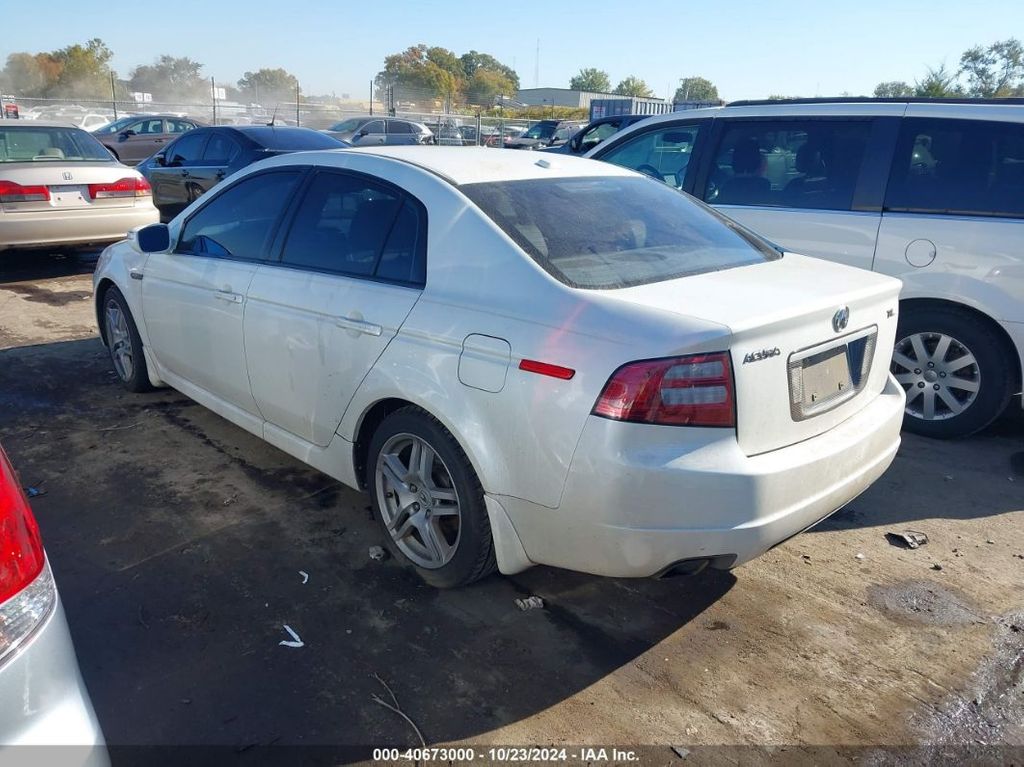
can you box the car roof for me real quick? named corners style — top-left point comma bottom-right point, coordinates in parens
top-left (321, 146), bottom-right (637, 185)
top-left (0, 120), bottom-right (93, 129)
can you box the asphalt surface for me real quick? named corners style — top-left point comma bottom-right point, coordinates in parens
top-left (0, 250), bottom-right (1022, 760)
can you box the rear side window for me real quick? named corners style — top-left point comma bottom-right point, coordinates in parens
top-left (598, 123), bottom-right (704, 187)
top-left (885, 118), bottom-right (1024, 218)
top-left (167, 119), bottom-right (195, 134)
top-left (703, 119), bottom-right (871, 210)
top-left (281, 171), bottom-right (425, 285)
top-left (461, 176), bottom-right (778, 290)
top-left (178, 171), bottom-right (301, 259)
top-left (202, 133), bottom-right (241, 164)
top-left (387, 120), bottom-right (413, 135)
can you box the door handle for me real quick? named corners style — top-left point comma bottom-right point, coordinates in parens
top-left (214, 290), bottom-right (243, 304)
top-left (154, 138), bottom-right (165, 143)
top-left (335, 317), bottom-right (382, 336)
top-left (182, 170), bottom-right (191, 179)
top-left (215, 170), bottom-right (226, 180)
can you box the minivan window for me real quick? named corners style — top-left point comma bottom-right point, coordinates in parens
top-left (885, 118), bottom-right (1024, 218)
top-left (704, 120), bottom-right (871, 210)
top-left (387, 120), bottom-right (413, 135)
top-left (281, 172), bottom-right (410, 279)
top-left (178, 171), bottom-right (301, 259)
top-left (598, 123), bottom-right (704, 187)
top-left (461, 176), bottom-right (779, 290)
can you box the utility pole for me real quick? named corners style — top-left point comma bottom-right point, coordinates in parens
top-left (295, 82), bottom-right (300, 126)
top-left (534, 38), bottom-right (540, 88)
top-left (110, 71), bottom-right (118, 119)
top-left (369, 80), bottom-right (374, 115)
top-left (211, 76), bottom-right (217, 125)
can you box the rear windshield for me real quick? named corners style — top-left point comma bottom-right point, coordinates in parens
top-left (0, 126), bottom-right (113, 163)
top-left (522, 122), bottom-right (557, 140)
top-left (245, 127), bottom-right (346, 150)
top-left (461, 176), bottom-right (779, 289)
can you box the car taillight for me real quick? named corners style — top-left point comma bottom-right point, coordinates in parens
top-left (0, 180), bottom-right (50, 203)
top-left (592, 352), bottom-right (735, 427)
top-left (88, 176), bottom-right (151, 199)
top-left (0, 445), bottom-right (54, 665)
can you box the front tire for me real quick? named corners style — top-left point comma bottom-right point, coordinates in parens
top-left (891, 305), bottom-right (1013, 438)
top-left (367, 407), bottom-right (496, 588)
top-left (102, 286), bottom-right (152, 393)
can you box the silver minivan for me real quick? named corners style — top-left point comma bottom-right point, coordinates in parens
top-left (322, 116), bottom-right (433, 146)
top-left (590, 98), bottom-right (1024, 438)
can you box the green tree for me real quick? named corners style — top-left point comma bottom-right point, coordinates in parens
top-left (569, 68), bottom-right (611, 93)
top-left (238, 67), bottom-right (300, 105)
top-left (129, 55), bottom-right (206, 102)
top-left (460, 51), bottom-right (519, 90)
top-left (873, 81), bottom-right (913, 98)
top-left (959, 38), bottom-right (1024, 97)
top-left (466, 69), bottom-right (516, 106)
top-left (673, 76), bottom-right (719, 103)
top-left (914, 64), bottom-right (963, 98)
top-left (1, 53), bottom-right (53, 96)
top-left (614, 75), bottom-right (653, 97)
top-left (47, 39), bottom-right (114, 98)
top-left (378, 44), bottom-right (464, 103)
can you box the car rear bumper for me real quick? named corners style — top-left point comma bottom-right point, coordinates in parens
top-left (0, 583), bottom-right (107, 764)
top-left (502, 374), bottom-right (905, 578)
top-left (0, 206), bottom-right (157, 251)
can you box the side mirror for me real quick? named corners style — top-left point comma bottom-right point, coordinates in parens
top-left (120, 129), bottom-right (136, 139)
top-left (154, 153), bottom-right (166, 167)
top-left (136, 223), bottom-right (170, 253)
top-left (357, 128), bottom-right (369, 137)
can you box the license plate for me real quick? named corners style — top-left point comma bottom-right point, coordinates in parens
top-left (800, 346), bottom-right (852, 406)
top-left (49, 185), bottom-right (89, 207)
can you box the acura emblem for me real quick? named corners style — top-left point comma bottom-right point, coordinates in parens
top-left (62, 171), bottom-right (73, 181)
top-left (832, 306), bottom-right (850, 333)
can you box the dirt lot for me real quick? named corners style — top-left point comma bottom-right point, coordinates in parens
top-left (1, 251), bottom-right (1022, 760)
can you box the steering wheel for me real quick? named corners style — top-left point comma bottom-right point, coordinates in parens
top-left (635, 164), bottom-right (663, 181)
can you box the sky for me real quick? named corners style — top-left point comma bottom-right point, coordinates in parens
top-left (2, 0), bottom-right (1023, 101)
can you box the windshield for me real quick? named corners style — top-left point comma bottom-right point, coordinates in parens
top-left (522, 122), bottom-right (556, 140)
top-left (0, 126), bottom-right (114, 163)
top-left (328, 118), bottom-right (367, 132)
top-left (461, 176), bottom-right (779, 289)
top-left (93, 116), bottom-right (137, 134)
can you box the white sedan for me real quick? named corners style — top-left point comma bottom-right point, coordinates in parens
top-left (0, 121), bottom-right (158, 253)
top-left (93, 147), bottom-right (905, 587)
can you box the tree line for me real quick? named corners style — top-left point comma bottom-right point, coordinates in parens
top-left (566, 69), bottom-right (720, 103)
top-left (0, 39), bottom-right (305, 106)
top-left (873, 39), bottom-right (1024, 98)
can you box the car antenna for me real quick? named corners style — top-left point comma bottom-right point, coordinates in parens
top-left (266, 105), bottom-right (278, 127)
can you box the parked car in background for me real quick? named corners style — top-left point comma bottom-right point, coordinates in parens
top-left (0, 442), bottom-right (107, 760)
top-left (94, 146), bottom-right (903, 589)
top-left (92, 114), bottom-right (204, 165)
top-left (0, 121), bottom-right (158, 253)
top-left (137, 125), bottom-right (348, 221)
top-left (504, 120), bottom-right (586, 149)
top-left (541, 114), bottom-right (653, 155)
top-left (590, 97), bottom-right (1024, 438)
top-left (322, 116), bottom-right (433, 146)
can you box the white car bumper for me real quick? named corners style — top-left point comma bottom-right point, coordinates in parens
top-left (503, 375), bottom-right (905, 578)
top-left (0, 586), bottom-right (107, 765)
top-left (0, 206), bottom-right (157, 252)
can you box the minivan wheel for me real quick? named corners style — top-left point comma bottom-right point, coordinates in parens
top-left (367, 407), bottom-right (496, 588)
top-left (102, 286), bottom-right (152, 393)
top-left (892, 306), bottom-right (1013, 438)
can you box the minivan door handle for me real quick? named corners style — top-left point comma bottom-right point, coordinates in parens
top-left (334, 316), bottom-right (382, 336)
top-left (214, 289), bottom-right (243, 304)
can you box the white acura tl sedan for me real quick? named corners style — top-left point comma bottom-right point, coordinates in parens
top-left (93, 147), bottom-right (905, 587)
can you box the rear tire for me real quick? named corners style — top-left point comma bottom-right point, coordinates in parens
top-left (892, 305), bottom-right (1013, 438)
top-left (102, 286), bottom-right (152, 393)
top-left (366, 407), bottom-right (497, 588)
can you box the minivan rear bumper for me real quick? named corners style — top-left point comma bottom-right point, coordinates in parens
top-left (502, 374), bottom-right (904, 578)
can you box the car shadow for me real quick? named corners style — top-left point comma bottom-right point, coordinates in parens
top-left (0, 338), bottom-right (735, 752)
top-left (0, 248), bottom-right (101, 285)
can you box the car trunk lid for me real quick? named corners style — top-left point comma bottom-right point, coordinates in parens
top-left (605, 253), bottom-right (901, 455)
top-left (0, 162), bottom-right (147, 212)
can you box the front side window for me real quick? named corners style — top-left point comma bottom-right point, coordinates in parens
top-left (0, 127), bottom-right (112, 163)
top-left (461, 176), bottom-right (778, 290)
top-left (135, 118), bottom-right (165, 135)
top-left (280, 171), bottom-right (425, 284)
top-left (703, 119), bottom-right (871, 210)
top-left (166, 132), bottom-right (207, 165)
top-left (885, 118), bottom-right (1024, 218)
top-left (579, 121), bottom-right (620, 151)
top-left (177, 171), bottom-right (301, 260)
top-left (598, 123), bottom-right (703, 187)
top-left (329, 118), bottom-right (367, 132)
top-left (360, 120), bottom-right (385, 135)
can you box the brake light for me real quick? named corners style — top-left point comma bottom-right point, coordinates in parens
top-left (88, 176), bottom-right (151, 199)
top-left (592, 352), bottom-right (735, 427)
top-left (0, 446), bottom-right (45, 605)
top-left (0, 180), bottom-right (50, 203)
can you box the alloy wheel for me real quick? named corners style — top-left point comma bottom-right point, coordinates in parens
top-left (105, 299), bottom-right (134, 382)
top-left (891, 332), bottom-right (980, 421)
top-left (375, 433), bottom-right (461, 569)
